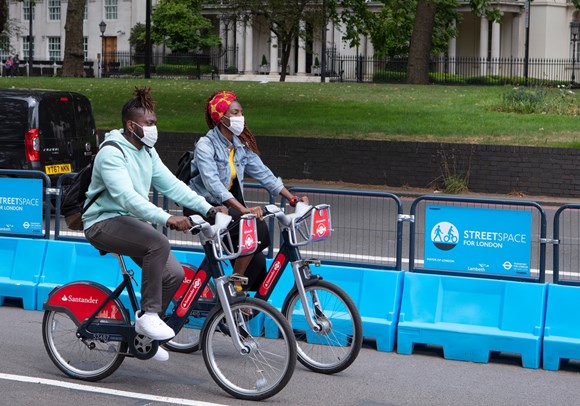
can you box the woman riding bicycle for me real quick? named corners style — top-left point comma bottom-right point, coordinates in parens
top-left (187, 90), bottom-right (306, 291)
top-left (83, 87), bottom-right (221, 361)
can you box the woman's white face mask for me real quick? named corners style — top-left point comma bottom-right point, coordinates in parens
top-left (225, 116), bottom-right (245, 136)
top-left (132, 122), bottom-right (158, 147)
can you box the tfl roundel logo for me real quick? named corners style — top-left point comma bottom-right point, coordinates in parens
top-left (430, 221), bottom-right (459, 251)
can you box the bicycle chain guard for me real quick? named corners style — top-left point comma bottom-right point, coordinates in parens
top-left (130, 334), bottom-right (159, 360)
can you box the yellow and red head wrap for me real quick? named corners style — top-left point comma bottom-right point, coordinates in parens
top-left (207, 90), bottom-right (237, 126)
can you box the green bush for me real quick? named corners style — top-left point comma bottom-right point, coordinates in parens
top-left (225, 65), bottom-right (238, 74)
top-left (372, 69), bottom-right (406, 83)
top-left (499, 87), bottom-right (547, 113)
top-left (154, 64), bottom-right (214, 75)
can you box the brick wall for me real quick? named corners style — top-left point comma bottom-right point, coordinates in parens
top-left (154, 132), bottom-right (580, 198)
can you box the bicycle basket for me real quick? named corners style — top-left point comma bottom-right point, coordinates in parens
top-left (288, 204), bottom-right (332, 246)
top-left (212, 214), bottom-right (258, 261)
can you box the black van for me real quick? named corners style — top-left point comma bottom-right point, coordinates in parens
top-left (0, 89), bottom-right (97, 182)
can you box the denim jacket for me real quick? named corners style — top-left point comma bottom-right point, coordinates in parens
top-left (188, 127), bottom-right (284, 205)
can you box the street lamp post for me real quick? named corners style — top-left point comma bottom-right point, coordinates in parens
top-left (571, 22), bottom-right (580, 86)
top-left (99, 20), bottom-right (106, 78)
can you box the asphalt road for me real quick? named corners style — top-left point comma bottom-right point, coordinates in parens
top-left (2, 304), bottom-right (580, 406)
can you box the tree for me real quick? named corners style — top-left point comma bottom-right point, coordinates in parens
top-left (338, 0), bottom-right (500, 84)
top-left (151, 0), bottom-right (220, 53)
top-left (61, 0), bottom-right (85, 77)
top-left (129, 23), bottom-right (147, 53)
top-left (226, 0), bottom-right (322, 82)
top-left (0, 0), bottom-right (8, 35)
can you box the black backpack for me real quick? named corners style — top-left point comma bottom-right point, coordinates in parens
top-left (175, 149), bottom-right (196, 184)
top-left (61, 141), bottom-right (124, 230)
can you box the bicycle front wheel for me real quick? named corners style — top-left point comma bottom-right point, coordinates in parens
top-left (42, 310), bottom-right (128, 381)
top-left (282, 279), bottom-right (363, 374)
top-left (201, 297), bottom-right (296, 401)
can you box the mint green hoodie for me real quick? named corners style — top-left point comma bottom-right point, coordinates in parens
top-left (82, 129), bottom-right (212, 230)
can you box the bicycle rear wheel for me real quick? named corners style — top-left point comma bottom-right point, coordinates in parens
top-left (282, 279), bottom-right (363, 374)
top-left (201, 297), bottom-right (296, 401)
top-left (42, 309), bottom-right (128, 381)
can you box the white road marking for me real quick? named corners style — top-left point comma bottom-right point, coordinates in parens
top-left (0, 373), bottom-right (227, 406)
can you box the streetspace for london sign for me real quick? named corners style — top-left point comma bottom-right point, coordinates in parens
top-left (0, 178), bottom-right (43, 235)
top-left (424, 205), bottom-right (532, 277)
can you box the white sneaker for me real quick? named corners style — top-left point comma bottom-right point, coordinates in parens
top-left (135, 311), bottom-right (175, 341)
top-left (152, 346), bottom-right (169, 362)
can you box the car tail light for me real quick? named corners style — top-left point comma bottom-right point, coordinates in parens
top-left (25, 128), bottom-right (40, 162)
top-left (59, 96), bottom-right (69, 102)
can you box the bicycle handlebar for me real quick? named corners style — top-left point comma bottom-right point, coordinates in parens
top-left (188, 212), bottom-right (259, 261)
top-left (263, 202), bottom-right (315, 227)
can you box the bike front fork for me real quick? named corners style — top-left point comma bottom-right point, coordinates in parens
top-left (214, 274), bottom-right (252, 354)
top-left (291, 259), bottom-right (323, 332)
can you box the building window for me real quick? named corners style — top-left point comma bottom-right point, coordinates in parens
top-left (23, 37), bottom-right (35, 60)
top-left (84, 0), bottom-right (88, 20)
top-left (23, 1), bottom-right (35, 21)
top-left (0, 36), bottom-right (9, 62)
top-left (48, 37), bottom-right (61, 61)
top-left (105, 0), bottom-right (118, 20)
top-left (83, 37), bottom-right (88, 60)
top-left (48, 0), bottom-right (61, 21)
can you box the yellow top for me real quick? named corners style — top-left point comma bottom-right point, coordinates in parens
top-left (228, 147), bottom-right (237, 190)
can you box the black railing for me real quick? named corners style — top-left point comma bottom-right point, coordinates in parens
top-left (90, 48), bottom-right (580, 86)
top-left (324, 54), bottom-right (577, 86)
top-left (100, 47), bottom-right (237, 79)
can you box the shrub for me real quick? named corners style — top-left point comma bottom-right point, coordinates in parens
top-left (499, 87), bottom-right (547, 113)
top-left (225, 65), bottom-right (238, 74)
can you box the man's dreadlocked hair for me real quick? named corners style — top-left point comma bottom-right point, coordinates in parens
top-left (122, 86), bottom-right (156, 126)
top-left (204, 92), bottom-right (261, 155)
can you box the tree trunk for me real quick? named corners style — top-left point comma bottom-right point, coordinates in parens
top-left (279, 41), bottom-right (292, 82)
top-left (407, 1), bottom-right (437, 84)
top-left (0, 0), bottom-right (8, 35)
top-left (62, 0), bottom-right (86, 77)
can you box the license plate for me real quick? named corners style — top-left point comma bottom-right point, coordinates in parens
top-left (45, 163), bottom-right (72, 175)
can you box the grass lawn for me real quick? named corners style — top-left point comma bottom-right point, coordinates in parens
top-left (1, 77), bottom-right (579, 147)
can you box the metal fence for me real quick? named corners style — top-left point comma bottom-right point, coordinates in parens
top-left (324, 55), bottom-right (576, 85)
top-left (553, 204), bottom-right (580, 285)
top-left (5, 170), bottom-right (573, 282)
top-left (98, 48), bottom-right (578, 85)
top-left (101, 47), bottom-right (237, 79)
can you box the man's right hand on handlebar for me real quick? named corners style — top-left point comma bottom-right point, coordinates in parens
top-left (166, 215), bottom-right (194, 232)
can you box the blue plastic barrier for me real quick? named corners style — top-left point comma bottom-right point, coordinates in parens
top-left (543, 284), bottom-right (580, 370)
top-left (263, 263), bottom-right (403, 351)
top-left (0, 236), bottom-right (47, 310)
top-left (316, 265), bottom-right (404, 352)
top-left (36, 240), bottom-right (142, 312)
top-left (397, 272), bottom-right (548, 368)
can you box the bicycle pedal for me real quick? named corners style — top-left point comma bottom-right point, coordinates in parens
top-left (228, 274), bottom-right (249, 285)
top-left (303, 258), bottom-right (321, 266)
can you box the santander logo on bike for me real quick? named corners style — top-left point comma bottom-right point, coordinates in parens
top-left (312, 208), bottom-right (331, 241)
top-left (60, 294), bottom-right (99, 304)
top-left (259, 254), bottom-right (285, 296)
top-left (431, 221), bottom-right (459, 251)
top-left (241, 219), bottom-right (257, 253)
top-left (177, 270), bottom-right (206, 317)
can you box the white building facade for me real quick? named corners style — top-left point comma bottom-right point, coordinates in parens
top-left (1, 0), bottom-right (579, 80)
